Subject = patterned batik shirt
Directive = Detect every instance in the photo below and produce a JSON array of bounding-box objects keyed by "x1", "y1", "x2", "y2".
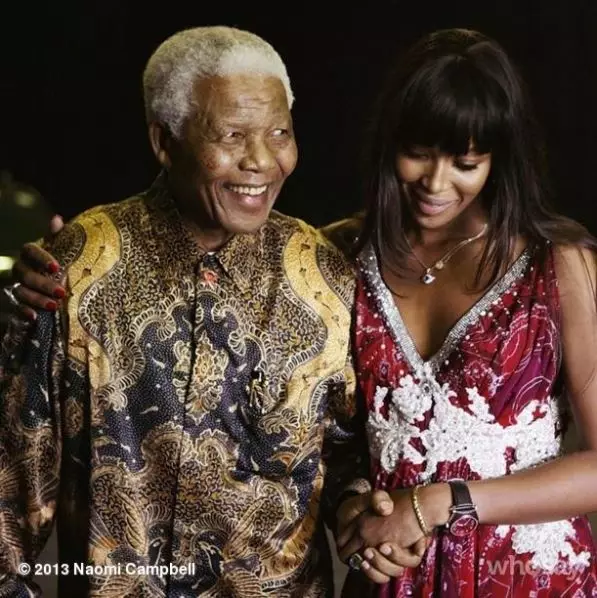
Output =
[{"x1": 0, "y1": 177, "x2": 369, "y2": 597}]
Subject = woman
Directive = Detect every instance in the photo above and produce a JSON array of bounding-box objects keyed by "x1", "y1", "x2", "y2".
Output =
[
  {"x1": 7, "y1": 29, "x2": 597, "y2": 597},
  {"x1": 330, "y1": 28, "x2": 597, "y2": 596}
]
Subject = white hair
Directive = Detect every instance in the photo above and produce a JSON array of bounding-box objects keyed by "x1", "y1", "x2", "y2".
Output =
[{"x1": 143, "y1": 26, "x2": 294, "y2": 139}]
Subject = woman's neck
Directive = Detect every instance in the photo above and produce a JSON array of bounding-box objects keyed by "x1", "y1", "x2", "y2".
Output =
[{"x1": 407, "y1": 204, "x2": 488, "y2": 249}]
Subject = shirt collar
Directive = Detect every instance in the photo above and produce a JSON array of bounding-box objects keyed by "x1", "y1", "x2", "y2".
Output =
[
  {"x1": 212, "y1": 229, "x2": 264, "y2": 292},
  {"x1": 146, "y1": 171, "x2": 265, "y2": 290}
]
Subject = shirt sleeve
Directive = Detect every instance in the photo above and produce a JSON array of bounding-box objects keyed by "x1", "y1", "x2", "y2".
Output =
[
  {"x1": 320, "y1": 345, "x2": 371, "y2": 532},
  {"x1": 0, "y1": 311, "x2": 64, "y2": 596}
]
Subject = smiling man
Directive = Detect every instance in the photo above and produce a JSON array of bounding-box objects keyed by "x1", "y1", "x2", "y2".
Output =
[{"x1": 0, "y1": 27, "x2": 370, "y2": 597}]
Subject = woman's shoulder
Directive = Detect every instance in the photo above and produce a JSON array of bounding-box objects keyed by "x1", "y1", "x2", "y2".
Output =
[
  {"x1": 550, "y1": 243, "x2": 597, "y2": 321},
  {"x1": 319, "y1": 212, "x2": 365, "y2": 259},
  {"x1": 552, "y1": 243, "x2": 597, "y2": 285}
]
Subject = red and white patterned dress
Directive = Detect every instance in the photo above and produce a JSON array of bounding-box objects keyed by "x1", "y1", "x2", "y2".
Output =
[{"x1": 349, "y1": 243, "x2": 597, "y2": 597}]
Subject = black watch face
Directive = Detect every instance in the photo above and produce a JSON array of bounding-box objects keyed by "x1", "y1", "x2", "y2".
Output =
[{"x1": 450, "y1": 514, "x2": 478, "y2": 537}]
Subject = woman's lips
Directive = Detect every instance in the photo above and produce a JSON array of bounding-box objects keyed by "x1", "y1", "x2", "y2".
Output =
[{"x1": 412, "y1": 190, "x2": 455, "y2": 216}]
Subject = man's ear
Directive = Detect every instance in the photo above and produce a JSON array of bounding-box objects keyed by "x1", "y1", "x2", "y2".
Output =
[{"x1": 148, "y1": 121, "x2": 175, "y2": 169}]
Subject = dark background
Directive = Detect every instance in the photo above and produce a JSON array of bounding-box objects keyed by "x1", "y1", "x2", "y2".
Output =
[{"x1": 1, "y1": 0, "x2": 596, "y2": 229}]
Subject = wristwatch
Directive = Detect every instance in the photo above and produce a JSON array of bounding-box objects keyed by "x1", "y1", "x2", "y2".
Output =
[{"x1": 446, "y1": 479, "x2": 479, "y2": 537}]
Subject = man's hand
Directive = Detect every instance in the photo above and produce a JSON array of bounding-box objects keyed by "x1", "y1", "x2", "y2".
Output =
[
  {"x1": 10, "y1": 215, "x2": 65, "y2": 320},
  {"x1": 355, "y1": 536, "x2": 430, "y2": 584},
  {"x1": 336, "y1": 490, "x2": 430, "y2": 584},
  {"x1": 338, "y1": 488, "x2": 427, "y2": 565}
]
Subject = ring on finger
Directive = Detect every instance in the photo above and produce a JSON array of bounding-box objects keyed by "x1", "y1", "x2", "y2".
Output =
[
  {"x1": 348, "y1": 552, "x2": 365, "y2": 571},
  {"x1": 3, "y1": 282, "x2": 21, "y2": 307}
]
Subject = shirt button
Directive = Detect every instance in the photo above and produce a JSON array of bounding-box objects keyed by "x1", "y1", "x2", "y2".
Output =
[{"x1": 201, "y1": 269, "x2": 218, "y2": 283}]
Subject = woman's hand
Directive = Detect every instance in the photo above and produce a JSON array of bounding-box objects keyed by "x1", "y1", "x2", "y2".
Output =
[
  {"x1": 336, "y1": 490, "x2": 394, "y2": 544},
  {"x1": 338, "y1": 488, "x2": 425, "y2": 562},
  {"x1": 10, "y1": 215, "x2": 65, "y2": 319}
]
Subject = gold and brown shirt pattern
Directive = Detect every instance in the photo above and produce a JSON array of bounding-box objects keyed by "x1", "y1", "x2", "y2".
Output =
[{"x1": 0, "y1": 178, "x2": 368, "y2": 597}]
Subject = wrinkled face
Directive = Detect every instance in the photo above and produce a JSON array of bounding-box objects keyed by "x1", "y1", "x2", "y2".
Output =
[
  {"x1": 159, "y1": 73, "x2": 297, "y2": 242},
  {"x1": 396, "y1": 145, "x2": 492, "y2": 230}
]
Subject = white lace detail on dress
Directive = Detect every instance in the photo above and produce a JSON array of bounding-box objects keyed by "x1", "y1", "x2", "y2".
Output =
[
  {"x1": 366, "y1": 365, "x2": 589, "y2": 572},
  {"x1": 366, "y1": 364, "x2": 561, "y2": 480}
]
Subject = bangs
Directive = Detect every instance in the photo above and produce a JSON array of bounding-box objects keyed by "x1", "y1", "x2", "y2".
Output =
[{"x1": 394, "y1": 56, "x2": 507, "y2": 156}]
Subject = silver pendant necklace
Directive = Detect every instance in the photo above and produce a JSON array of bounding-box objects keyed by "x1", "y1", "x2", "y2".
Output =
[{"x1": 406, "y1": 224, "x2": 488, "y2": 285}]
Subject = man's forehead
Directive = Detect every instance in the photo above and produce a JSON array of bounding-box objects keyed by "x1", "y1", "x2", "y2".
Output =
[
  {"x1": 196, "y1": 74, "x2": 287, "y2": 103},
  {"x1": 194, "y1": 74, "x2": 290, "y2": 120}
]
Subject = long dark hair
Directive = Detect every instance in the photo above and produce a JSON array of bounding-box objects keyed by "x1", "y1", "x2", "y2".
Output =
[{"x1": 360, "y1": 28, "x2": 597, "y2": 286}]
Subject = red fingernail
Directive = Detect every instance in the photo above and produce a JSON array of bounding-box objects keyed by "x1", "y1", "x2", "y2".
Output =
[
  {"x1": 53, "y1": 288, "x2": 66, "y2": 299},
  {"x1": 45, "y1": 301, "x2": 58, "y2": 310},
  {"x1": 48, "y1": 262, "x2": 60, "y2": 274}
]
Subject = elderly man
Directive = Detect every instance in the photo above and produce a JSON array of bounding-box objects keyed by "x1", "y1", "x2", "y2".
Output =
[{"x1": 0, "y1": 26, "x2": 376, "y2": 597}]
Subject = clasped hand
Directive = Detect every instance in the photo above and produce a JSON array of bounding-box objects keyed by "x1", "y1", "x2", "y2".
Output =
[{"x1": 335, "y1": 489, "x2": 431, "y2": 584}]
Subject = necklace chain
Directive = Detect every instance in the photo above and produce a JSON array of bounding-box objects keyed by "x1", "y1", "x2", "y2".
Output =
[{"x1": 405, "y1": 224, "x2": 488, "y2": 284}]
